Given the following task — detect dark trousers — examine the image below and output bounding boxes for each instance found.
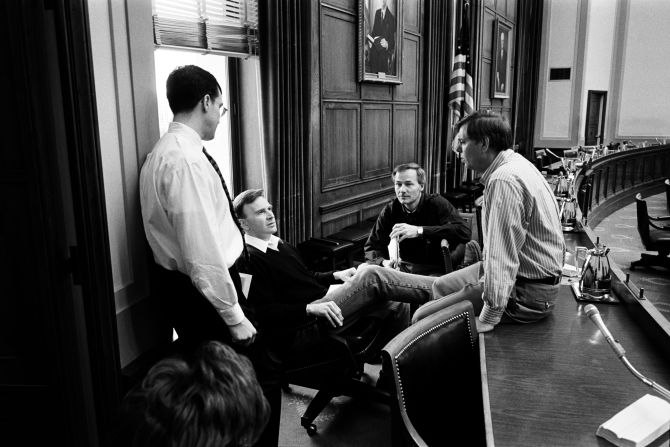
[152,264,282,447]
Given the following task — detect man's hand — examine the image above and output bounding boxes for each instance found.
[228,317,257,346]
[390,223,421,242]
[306,302,343,328]
[476,319,495,333]
[380,38,388,49]
[382,258,400,269]
[333,267,356,282]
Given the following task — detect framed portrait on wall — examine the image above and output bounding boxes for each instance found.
[491,19,511,99]
[358,0,403,84]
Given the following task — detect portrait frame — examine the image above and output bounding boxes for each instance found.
[358,0,403,84]
[491,19,511,99]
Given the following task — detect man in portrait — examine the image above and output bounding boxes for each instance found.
[368,0,396,75]
[495,31,507,93]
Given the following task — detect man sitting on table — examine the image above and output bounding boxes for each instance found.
[364,162,471,276]
[233,189,437,353]
[417,111,566,333]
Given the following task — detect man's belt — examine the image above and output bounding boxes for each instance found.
[516,275,560,286]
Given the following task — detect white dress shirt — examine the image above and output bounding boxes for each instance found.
[139,122,245,325]
[245,234,281,253]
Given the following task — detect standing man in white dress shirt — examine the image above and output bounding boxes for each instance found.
[139,65,279,446]
[417,110,565,333]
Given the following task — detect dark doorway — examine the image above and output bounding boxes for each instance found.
[585,90,607,146]
[1,1,120,446]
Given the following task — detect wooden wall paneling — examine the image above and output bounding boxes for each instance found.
[314,0,424,238]
[482,9,495,55]
[362,83,393,101]
[363,197,392,221]
[404,0,421,34]
[323,0,356,13]
[478,3,515,117]
[362,103,393,179]
[480,60,492,107]
[395,33,421,102]
[319,185,395,216]
[393,104,419,165]
[322,102,361,189]
[321,209,361,236]
[321,6,359,99]
[506,0,516,20]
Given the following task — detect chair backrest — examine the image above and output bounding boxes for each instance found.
[635,193,652,249]
[460,205,483,249]
[665,178,669,214]
[382,301,486,447]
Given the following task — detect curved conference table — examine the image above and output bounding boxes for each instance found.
[480,145,670,447]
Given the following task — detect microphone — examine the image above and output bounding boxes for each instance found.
[584,304,670,401]
[584,304,625,358]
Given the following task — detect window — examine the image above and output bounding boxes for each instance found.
[153,47,233,184]
[151,0,260,187]
[152,0,258,57]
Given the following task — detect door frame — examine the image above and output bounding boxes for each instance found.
[5,1,122,444]
[584,90,607,146]
[51,0,123,441]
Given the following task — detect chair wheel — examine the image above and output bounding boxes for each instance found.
[305,424,317,436]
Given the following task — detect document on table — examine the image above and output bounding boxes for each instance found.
[595,394,670,447]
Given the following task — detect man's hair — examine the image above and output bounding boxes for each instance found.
[166,65,222,115]
[233,189,265,218]
[455,110,512,152]
[117,341,269,447]
[392,163,426,186]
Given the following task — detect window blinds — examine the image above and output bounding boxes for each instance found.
[153,0,259,57]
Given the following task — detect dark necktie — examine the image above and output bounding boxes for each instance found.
[202,147,249,260]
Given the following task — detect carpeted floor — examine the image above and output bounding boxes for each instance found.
[591,191,670,319]
[278,192,670,446]
[279,363,388,447]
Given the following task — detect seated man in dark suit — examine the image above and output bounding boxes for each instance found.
[233,189,437,354]
[365,163,471,276]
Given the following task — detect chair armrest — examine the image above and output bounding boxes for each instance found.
[649,219,670,231]
[440,239,453,273]
[650,215,670,221]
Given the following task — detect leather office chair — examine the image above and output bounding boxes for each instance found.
[280,314,392,435]
[440,205,483,274]
[151,262,392,436]
[381,301,486,447]
[631,193,670,271]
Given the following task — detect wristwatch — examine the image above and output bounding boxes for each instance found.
[417,226,423,237]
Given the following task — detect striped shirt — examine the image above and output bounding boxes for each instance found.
[479,149,565,325]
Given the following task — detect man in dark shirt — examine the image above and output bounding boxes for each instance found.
[365,163,471,275]
[233,189,436,352]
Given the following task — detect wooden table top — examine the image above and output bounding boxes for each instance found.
[482,285,670,446]
[481,233,670,446]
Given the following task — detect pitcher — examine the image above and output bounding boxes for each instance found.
[579,237,611,300]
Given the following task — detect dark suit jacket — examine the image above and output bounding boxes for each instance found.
[369,7,396,74]
[496,49,507,92]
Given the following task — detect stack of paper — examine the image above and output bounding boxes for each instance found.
[596,394,670,447]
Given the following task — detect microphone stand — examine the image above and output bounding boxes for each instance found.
[619,356,670,401]
[586,304,670,401]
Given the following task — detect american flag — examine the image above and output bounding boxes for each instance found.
[448,0,474,122]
